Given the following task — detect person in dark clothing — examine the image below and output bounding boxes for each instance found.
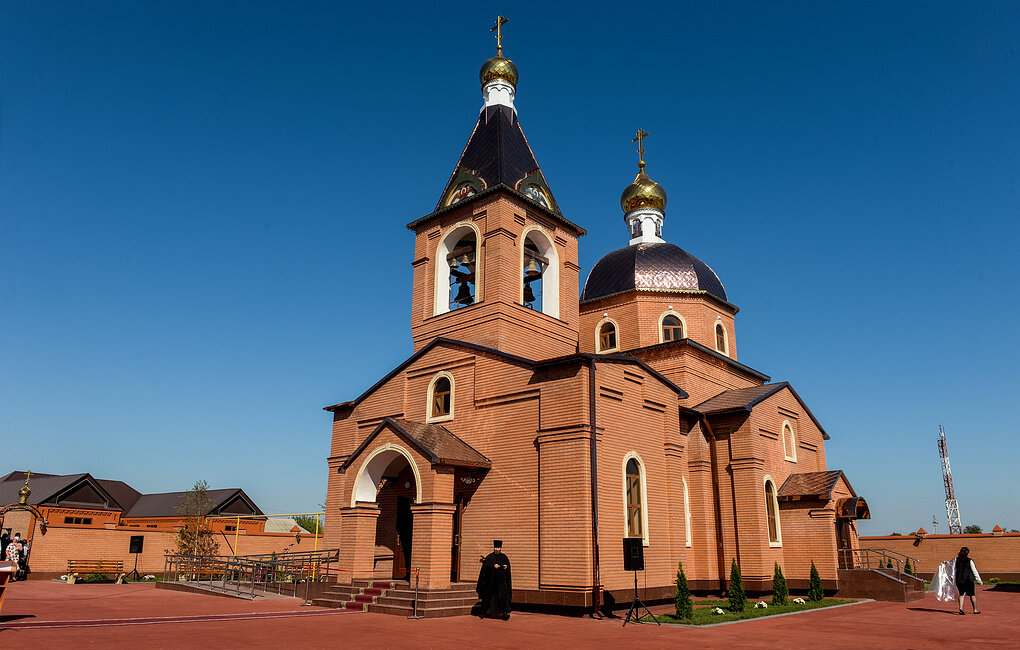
[476,540,512,619]
[955,546,982,614]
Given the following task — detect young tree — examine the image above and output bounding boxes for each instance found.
[727,559,746,612]
[293,514,323,535]
[674,561,694,621]
[171,480,220,557]
[963,524,983,534]
[904,559,914,576]
[808,561,824,602]
[771,562,788,605]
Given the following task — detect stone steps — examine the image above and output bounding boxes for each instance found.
[310,579,478,617]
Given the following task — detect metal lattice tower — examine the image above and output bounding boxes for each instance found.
[938,425,963,535]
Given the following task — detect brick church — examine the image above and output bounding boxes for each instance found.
[322,27,870,610]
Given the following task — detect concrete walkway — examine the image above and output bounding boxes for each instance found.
[1,581,1017,647]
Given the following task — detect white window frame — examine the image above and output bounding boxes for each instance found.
[658,309,687,344]
[764,474,783,547]
[426,371,455,423]
[596,316,620,354]
[714,320,729,356]
[782,419,797,462]
[621,451,650,546]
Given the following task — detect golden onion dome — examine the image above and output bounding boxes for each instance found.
[480,55,519,88]
[18,483,30,504]
[621,167,667,213]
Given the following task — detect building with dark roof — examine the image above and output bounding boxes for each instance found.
[321,23,873,614]
[0,472,308,578]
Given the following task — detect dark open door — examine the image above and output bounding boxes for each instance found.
[450,497,463,582]
[393,497,412,580]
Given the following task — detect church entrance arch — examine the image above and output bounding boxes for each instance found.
[351,444,422,580]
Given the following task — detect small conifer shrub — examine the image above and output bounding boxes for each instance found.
[728,559,747,612]
[771,562,788,605]
[674,561,694,621]
[808,561,824,602]
[904,559,914,576]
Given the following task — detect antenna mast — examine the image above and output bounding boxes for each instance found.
[938,425,963,535]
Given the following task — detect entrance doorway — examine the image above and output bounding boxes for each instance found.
[450,497,464,582]
[370,458,417,581]
[836,519,854,568]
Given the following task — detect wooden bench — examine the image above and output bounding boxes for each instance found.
[67,559,124,574]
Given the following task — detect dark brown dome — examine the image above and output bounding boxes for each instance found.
[581,243,727,303]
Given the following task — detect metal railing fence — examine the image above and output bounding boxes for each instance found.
[163,548,340,601]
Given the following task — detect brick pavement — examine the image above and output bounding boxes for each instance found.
[1,581,1017,648]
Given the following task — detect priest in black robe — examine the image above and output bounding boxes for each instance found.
[476,540,512,619]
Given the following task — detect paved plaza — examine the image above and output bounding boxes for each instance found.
[1,581,1017,648]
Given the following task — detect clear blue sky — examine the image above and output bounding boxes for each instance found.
[2,2,1017,535]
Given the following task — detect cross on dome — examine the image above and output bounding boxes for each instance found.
[632,129,649,170]
[491,15,509,56]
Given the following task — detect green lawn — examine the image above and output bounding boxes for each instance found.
[645,598,856,625]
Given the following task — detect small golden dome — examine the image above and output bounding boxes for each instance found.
[621,168,667,212]
[480,55,519,88]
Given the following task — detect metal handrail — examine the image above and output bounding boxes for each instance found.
[839,547,921,577]
[162,548,340,601]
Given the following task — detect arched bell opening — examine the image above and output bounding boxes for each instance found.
[436,225,479,315]
[521,227,559,319]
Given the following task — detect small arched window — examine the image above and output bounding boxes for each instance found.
[715,322,728,355]
[764,477,781,546]
[783,420,797,462]
[662,315,684,342]
[427,373,454,422]
[598,321,618,353]
[625,458,642,538]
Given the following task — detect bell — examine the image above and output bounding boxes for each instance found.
[454,282,474,306]
[523,284,536,305]
[524,258,542,279]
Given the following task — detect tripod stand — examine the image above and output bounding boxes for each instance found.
[622,569,659,627]
[128,552,142,580]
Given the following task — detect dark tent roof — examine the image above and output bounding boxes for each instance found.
[435,104,560,215]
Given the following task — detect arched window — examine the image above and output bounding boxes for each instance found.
[682,476,692,548]
[597,319,619,353]
[662,314,684,342]
[427,373,454,422]
[521,227,560,318]
[782,420,797,462]
[435,224,479,316]
[626,458,642,538]
[764,476,782,546]
[715,322,728,355]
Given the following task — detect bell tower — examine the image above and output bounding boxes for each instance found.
[407,18,584,359]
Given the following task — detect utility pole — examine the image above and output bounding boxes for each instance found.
[938,425,963,535]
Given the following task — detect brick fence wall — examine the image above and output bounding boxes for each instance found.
[20,519,323,578]
[859,532,1020,580]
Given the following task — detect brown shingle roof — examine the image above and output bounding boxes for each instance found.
[693,382,830,440]
[695,383,788,414]
[341,418,491,471]
[388,419,492,468]
[777,470,846,500]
